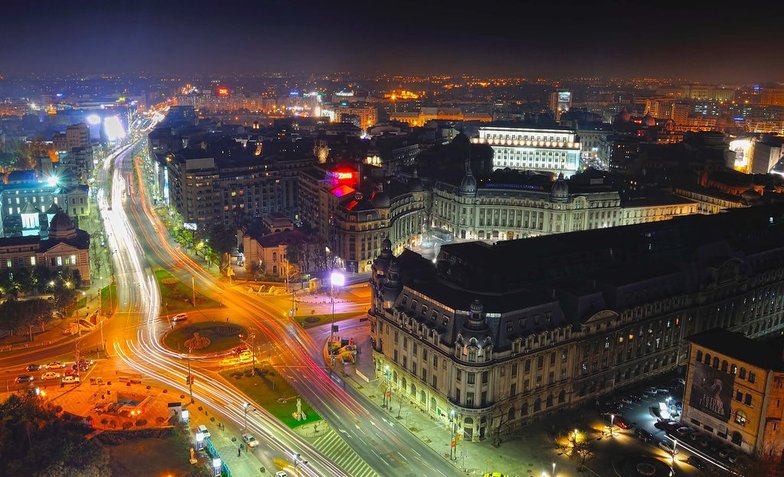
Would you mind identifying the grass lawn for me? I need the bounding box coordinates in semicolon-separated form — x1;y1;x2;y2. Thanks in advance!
221;367;321;429
100;283;117;315
293;311;360;329
163;321;246;354
155;268;221;314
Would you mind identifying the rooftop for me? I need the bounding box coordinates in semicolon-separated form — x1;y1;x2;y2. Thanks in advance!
688;329;784;371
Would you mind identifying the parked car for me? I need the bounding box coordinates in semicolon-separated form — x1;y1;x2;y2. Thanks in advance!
40;372;61;380
45;361;66;369
658;440;679;454
675;426;693;437
197;424;210;438
61;375;80;384
275;472;288;477
15;375;34;384
719;448;730;459
686;455;707;471
635;428;654;442
614;416;630;429
728;453;738;464
242;433;259;448
26;364;41;372
171;313;188;323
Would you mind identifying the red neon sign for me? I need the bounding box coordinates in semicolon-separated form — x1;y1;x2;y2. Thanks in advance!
217;87;229;97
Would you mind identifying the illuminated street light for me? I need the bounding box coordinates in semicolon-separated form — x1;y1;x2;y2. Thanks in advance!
243;401;250;431
610;413;615;436
329;271;345;347
552;462;556;477
86;114;101;126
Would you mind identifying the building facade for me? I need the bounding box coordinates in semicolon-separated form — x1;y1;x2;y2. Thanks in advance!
472;124;581;177
369;205;784;442
683;329;784;461
0;210;91;284
1;177;90;237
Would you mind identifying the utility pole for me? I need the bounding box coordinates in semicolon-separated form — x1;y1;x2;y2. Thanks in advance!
187;346;194;403
191;276;196;308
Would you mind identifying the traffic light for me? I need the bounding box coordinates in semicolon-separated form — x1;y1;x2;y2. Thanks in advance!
185;375;195;385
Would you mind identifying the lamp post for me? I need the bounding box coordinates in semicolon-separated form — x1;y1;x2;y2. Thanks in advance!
243;402;250;431
449;409;457;460
239;333;256;371
186;346;194;403
610;413;614;436
329;271;345;348
552;462;556;477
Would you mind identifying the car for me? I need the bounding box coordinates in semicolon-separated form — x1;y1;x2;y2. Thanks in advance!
231;345;248;355
719;448;730;459
687;455;707;471
26;364;41;372
658;440;679;454
675;426;693;437
45;361;66;369
239;350;253;361
197;424;210;438
15;375;34;384
614;417;630;429
61;375;80;384
699;438;710;448
677;378;686;385
171;313;188;323
728;453;738;463
41;372;61;380
242;433;259;448
635;428;654;442
275;472;288;477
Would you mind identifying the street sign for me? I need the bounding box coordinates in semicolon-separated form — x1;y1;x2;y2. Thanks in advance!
450;438;455;448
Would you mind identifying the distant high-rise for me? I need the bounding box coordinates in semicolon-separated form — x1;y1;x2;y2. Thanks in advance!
549;90;572;121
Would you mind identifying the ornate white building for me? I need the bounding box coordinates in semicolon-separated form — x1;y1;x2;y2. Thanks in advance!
472;124;582;177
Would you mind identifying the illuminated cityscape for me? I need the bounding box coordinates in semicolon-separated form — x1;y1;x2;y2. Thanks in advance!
1;1;784;477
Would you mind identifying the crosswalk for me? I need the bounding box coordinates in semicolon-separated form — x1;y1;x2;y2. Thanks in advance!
313;428;378;477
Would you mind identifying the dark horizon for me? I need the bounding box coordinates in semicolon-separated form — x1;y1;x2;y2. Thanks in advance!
1;0;783;83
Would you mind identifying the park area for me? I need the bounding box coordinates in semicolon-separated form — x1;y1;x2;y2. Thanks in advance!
221;367;321;429
155;268;221;314
163;321;246;354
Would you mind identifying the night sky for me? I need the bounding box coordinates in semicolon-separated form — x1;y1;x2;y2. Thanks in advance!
1;0;782;81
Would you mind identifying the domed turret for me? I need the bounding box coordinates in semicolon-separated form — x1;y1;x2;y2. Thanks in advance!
642;113;656;127
48;210;77;241
381;259;403;309
459;159;477;197
372;237;394;284
550;172;569;202
460;299;490;338
615;107;632;124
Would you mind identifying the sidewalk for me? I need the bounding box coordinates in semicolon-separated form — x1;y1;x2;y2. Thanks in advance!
325;323;596;477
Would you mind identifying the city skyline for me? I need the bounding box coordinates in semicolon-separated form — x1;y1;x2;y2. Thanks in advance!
1;0;783;82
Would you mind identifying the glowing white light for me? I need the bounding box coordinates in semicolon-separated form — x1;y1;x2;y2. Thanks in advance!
86;114;102;126
104;116;126;141
330;271;345;287
46;176;59;187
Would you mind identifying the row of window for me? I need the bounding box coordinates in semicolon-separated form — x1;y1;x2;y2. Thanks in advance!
694;350;757;384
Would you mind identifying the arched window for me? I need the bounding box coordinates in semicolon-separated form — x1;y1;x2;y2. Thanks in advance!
722;360;728;373
464;417;474;426
521;402;529;415
558;390;566;404
696;350;703;362
712;357;720;369
507;407;515;421
731;431;743;446
704;353;712;365
534;398;541;412
735;410;747;426
546;395;553;408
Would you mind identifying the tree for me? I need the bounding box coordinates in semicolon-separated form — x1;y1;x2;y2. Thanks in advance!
0;393;110;477
204;224;236;269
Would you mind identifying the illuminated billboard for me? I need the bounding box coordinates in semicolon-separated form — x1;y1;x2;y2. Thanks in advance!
558;91;572;103
216;87;230;97
689;361;733;422
326;168;358;188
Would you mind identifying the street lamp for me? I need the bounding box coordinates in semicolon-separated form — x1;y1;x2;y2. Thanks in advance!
239;333;256;371
329;271;345;348
552;462;556;477
243;402;250;431
449;409;457;460
610;413;615;436
186;346;194;403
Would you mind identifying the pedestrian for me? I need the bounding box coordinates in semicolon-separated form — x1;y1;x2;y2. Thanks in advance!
238;446;241;457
